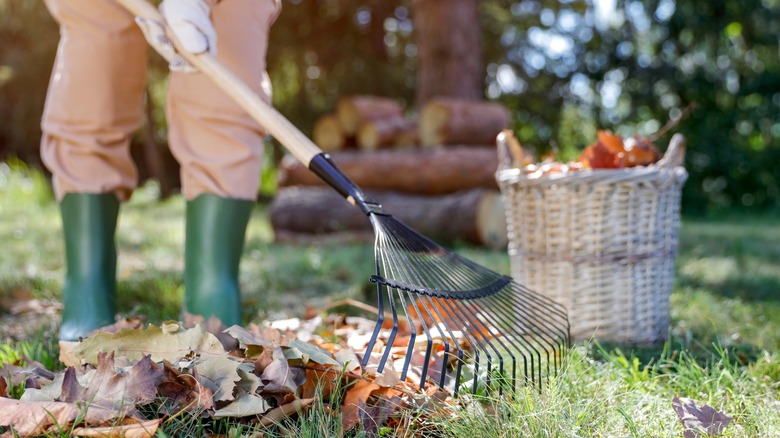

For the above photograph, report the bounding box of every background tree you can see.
[412,0,483,106]
[0,0,777,214]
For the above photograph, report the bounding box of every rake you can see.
[119,0,570,396]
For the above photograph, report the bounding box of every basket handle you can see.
[655,133,686,170]
[495,130,525,172]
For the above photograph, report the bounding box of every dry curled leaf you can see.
[71,418,162,438]
[672,397,733,438]
[195,353,242,402]
[341,380,381,430]
[71,323,224,365]
[56,352,164,416]
[157,361,214,411]
[261,347,306,395]
[0,397,120,437]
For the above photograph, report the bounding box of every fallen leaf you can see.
[236,362,263,395]
[87,317,146,337]
[0,362,55,387]
[21,367,87,402]
[10,298,61,316]
[672,397,733,438]
[195,353,242,402]
[285,340,340,367]
[71,323,225,364]
[334,348,361,373]
[74,353,164,413]
[298,367,349,400]
[224,325,275,359]
[0,376,6,397]
[360,395,402,436]
[0,396,119,437]
[157,361,214,411]
[256,397,316,427]
[71,418,162,438]
[261,347,306,394]
[212,391,271,418]
[341,379,381,430]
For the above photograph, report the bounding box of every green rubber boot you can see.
[184,194,253,326]
[59,193,119,341]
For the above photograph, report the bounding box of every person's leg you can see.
[41,0,147,340]
[167,0,281,325]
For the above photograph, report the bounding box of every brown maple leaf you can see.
[157,360,214,411]
[672,397,733,438]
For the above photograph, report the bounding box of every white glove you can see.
[135,17,198,73]
[159,0,217,56]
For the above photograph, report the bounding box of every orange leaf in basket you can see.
[597,130,625,154]
[616,136,661,167]
[578,141,619,169]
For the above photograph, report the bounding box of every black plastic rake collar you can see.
[369,274,513,300]
[308,153,388,216]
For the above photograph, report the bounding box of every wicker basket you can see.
[496,133,688,344]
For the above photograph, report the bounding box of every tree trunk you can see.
[277,146,500,194]
[412,0,483,108]
[270,187,507,248]
[419,98,511,146]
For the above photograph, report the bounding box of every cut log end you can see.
[312,114,346,152]
[337,96,405,135]
[357,117,418,150]
[419,98,511,147]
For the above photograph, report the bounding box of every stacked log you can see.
[270,187,508,249]
[277,147,499,194]
[275,95,512,248]
[419,98,511,147]
[312,114,347,152]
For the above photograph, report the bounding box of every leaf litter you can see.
[0,300,463,437]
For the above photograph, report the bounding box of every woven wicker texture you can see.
[496,133,688,343]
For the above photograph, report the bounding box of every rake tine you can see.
[393,289,417,381]
[420,264,507,394]
[426,260,524,392]
[439,298,504,395]
[459,299,520,392]
[375,283,399,374]
[379,222,458,390]
[378,224,453,389]
[405,291,435,389]
[489,289,568,374]
[361,281,385,368]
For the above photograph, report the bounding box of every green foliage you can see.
[481,0,780,214]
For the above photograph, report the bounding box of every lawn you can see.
[1,161,778,437]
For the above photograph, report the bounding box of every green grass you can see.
[1,162,779,437]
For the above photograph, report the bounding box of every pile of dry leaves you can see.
[0,301,453,437]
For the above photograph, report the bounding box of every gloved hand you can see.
[159,0,217,56]
[135,0,216,73]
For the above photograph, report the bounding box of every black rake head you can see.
[360,213,571,397]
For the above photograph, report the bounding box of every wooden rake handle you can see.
[115,0,323,167]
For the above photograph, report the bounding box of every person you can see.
[41,0,281,342]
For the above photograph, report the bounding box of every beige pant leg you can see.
[167,0,281,201]
[41,0,147,202]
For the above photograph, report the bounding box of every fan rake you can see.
[119,0,570,397]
